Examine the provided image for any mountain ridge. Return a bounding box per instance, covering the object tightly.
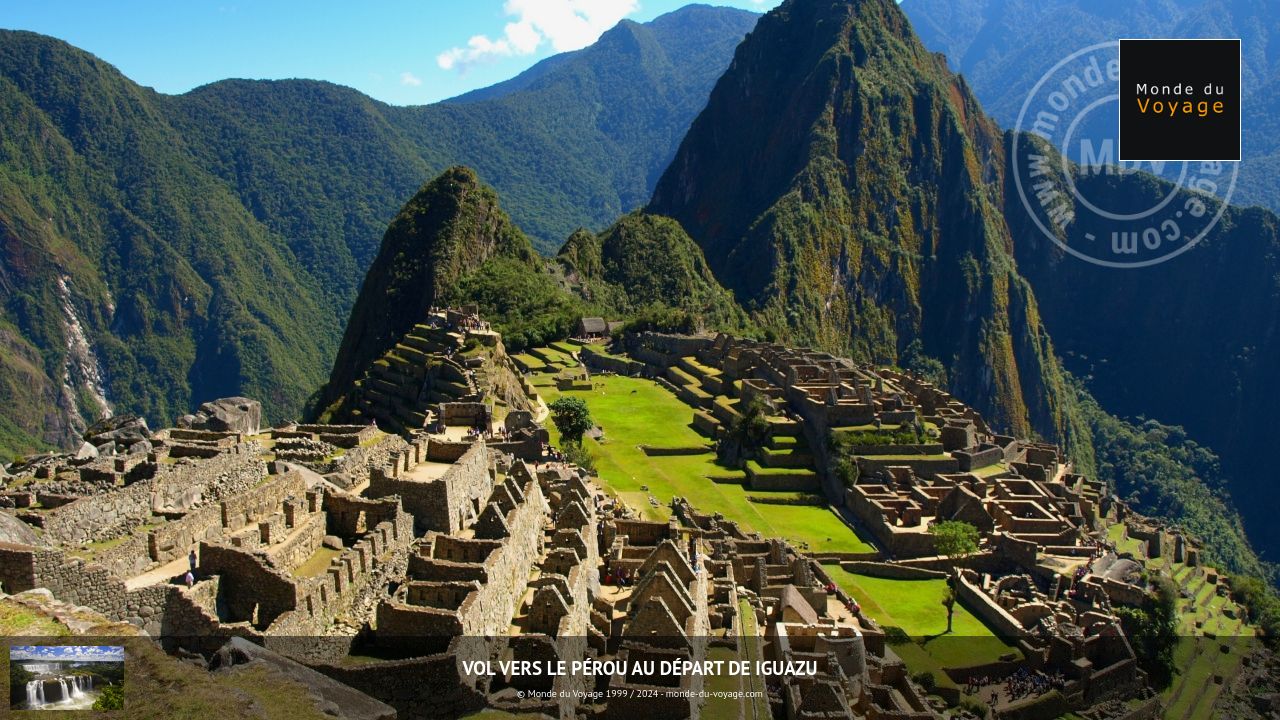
[0,6,757,457]
[650,0,1089,459]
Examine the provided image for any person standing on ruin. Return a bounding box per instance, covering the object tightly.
[189,549,197,574]
[184,570,194,588]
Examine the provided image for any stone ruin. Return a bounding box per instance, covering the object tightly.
[0,312,1212,719]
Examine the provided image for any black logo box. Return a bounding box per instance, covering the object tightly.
[1119,38,1241,162]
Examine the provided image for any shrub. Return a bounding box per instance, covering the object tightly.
[912,670,937,692]
[882,625,911,645]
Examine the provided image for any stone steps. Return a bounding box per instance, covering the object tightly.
[758,447,815,469]
[744,461,819,492]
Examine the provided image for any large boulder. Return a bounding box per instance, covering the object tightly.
[0,513,48,547]
[179,397,262,435]
[210,637,395,720]
[82,414,151,454]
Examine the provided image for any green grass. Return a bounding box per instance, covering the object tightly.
[529,346,574,366]
[68,534,131,561]
[702,646,744,720]
[822,565,1019,670]
[540,375,873,554]
[512,353,547,372]
[291,547,342,578]
[119,639,337,719]
[737,599,771,720]
[1107,522,1146,557]
[969,462,1008,478]
[745,460,815,477]
[0,599,70,635]
[1157,551,1254,719]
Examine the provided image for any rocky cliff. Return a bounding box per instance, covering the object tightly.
[649,0,1087,455]
[315,167,540,415]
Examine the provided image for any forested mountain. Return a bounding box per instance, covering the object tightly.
[1002,140,1280,559]
[0,33,339,455]
[315,167,542,416]
[0,5,757,458]
[316,169,757,421]
[556,212,753,334]
[899,0,1280,211]
[893,0,1280,559]
[649,0,1090,461]
[646,0,1272,575]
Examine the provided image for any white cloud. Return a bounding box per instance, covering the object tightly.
[437,0,638,72]
[400,71,422,86]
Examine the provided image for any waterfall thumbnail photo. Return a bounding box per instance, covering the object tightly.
[10,645,124,711]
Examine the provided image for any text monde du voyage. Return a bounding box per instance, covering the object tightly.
[463,659,818,678]
[1133,82,1229,118]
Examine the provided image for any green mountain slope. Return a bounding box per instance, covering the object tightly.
[556,212,753,333]
[316,167,542,416]
[649,0,1089,459]
[1003,136,1280,560]
[319,176,757,416]
[899,0,1280,212]
[639,0,1270,576]
[0,6,756,453]
[0,32,337,453]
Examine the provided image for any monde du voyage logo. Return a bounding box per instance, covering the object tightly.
[1012,39,1241,268]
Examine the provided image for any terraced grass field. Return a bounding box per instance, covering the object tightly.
[822,565,1019,671]
[538,374,874,554]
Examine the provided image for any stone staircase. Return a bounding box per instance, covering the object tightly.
[348,324,481,434]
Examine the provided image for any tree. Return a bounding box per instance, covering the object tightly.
[930,520,980,633]
[720,393,771,466]
[549,397,594,445]
[932,520,980,566]
[1116,576,1179,688]
[941,584,959,634]
[562,440,596,473]
[93,684,124,711]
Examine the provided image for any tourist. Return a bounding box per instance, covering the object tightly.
[188,549,197,573]
[184,570,194,588]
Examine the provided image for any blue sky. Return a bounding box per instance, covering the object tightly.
[3,1,782,105]
[11,645,125,662]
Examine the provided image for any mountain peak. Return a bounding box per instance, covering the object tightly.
[315,166,537,414]
[649,0,1083,451]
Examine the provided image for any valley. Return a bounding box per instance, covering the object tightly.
[2,0,1279,718]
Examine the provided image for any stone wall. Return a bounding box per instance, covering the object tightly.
[199,541,298,628]
[265,513,326,571]
[843,487,937,558]
[379,479,547,638]
[424,439,473,463]
[314,645,488,720]
[40,477,154,546]
[92,531,154,578]
[955,445,1005,471]
[369,442,493,533]
[0,543,244,649]
[955,572,1024,639]
[838,561,946,580]
[38,443,268,548]
[153,444,267,509]
[331,433,409,487]
[0,543,38,594]
[279,505,414,636]
[581,348,644,376]
[148,503,224,566]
